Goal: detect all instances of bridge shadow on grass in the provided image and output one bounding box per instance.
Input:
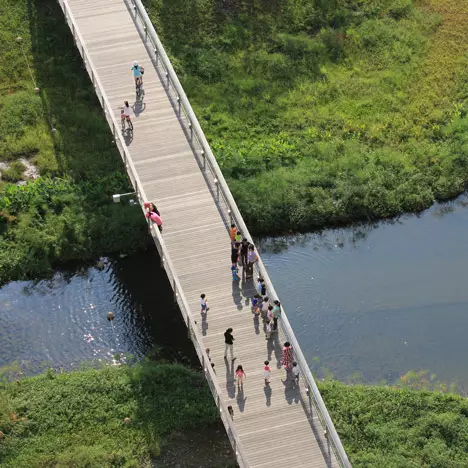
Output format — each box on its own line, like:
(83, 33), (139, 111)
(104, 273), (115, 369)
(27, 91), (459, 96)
(26, 0), (148, 262)
(28, 0), (123, 180)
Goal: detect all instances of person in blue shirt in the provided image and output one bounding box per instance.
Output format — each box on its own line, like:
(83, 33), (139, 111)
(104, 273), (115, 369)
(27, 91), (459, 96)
(131, 60), (143, 86)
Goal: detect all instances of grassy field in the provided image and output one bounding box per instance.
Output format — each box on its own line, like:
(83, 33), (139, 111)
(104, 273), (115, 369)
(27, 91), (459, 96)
(1, 362), (468, 467)
(0, 362), (233, 467)
(0, 0), (147, 284)
(144, 0), (468, 233)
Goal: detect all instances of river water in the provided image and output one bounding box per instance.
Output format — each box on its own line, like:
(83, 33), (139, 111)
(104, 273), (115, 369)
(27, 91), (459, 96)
(259, 194), (468, 387)
(0, 251), (194, 372)
(1, 197), (468, 386)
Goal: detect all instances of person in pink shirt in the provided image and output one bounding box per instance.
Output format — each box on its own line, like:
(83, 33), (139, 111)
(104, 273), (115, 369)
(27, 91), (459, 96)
(144, 202), (162, 232)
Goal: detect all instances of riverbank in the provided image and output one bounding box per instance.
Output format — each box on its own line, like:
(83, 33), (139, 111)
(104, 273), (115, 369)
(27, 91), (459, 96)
(0, 0), (147, 285)
(0, 361), (236, 467)
(144, 0), (468, 234)
(1, 362), (467, 467)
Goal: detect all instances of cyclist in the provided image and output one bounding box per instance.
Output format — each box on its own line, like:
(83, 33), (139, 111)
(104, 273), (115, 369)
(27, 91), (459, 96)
(121, 101), (132, 130)
(131, 60), (143, 87)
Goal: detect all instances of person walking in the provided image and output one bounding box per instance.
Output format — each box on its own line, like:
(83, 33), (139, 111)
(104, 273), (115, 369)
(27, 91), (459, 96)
(224, 328), (236, 360)
(235, 365), (246, 387)
(264, 360), (271, 385)
(260, 296), (269, 322)
(231, 242), (240, 267)
(256, 277), (264, 296)
(292, 361), (300, 384)
(272, 300), (281, 331)
(200, 293), (209, 313)
(265, 319), (272, 340)
(240, 238), (249, 267)
(246, 245), (258, 279)
(281, 342), (294, 369)
(230, 224), (237, 243)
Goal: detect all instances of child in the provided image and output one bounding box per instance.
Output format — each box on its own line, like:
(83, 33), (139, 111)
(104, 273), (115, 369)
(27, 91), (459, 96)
(264, 360), (271, 384)
(235, 230), (242, 243)
(292, 361), (300, 383)
(235, 365), (246, 387)
(252, 295), (260, 314)
(200, 293), (209, 313)
(231, 264), (240, 281)
(229, 224), (237, 243)
(256, 277), (263, 296)
(265, 319), (272, 340)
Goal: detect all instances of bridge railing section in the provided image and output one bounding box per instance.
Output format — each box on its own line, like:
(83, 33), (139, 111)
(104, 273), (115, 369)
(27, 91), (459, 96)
(126, 0), (351, 466)
(56, 1), (249, 466)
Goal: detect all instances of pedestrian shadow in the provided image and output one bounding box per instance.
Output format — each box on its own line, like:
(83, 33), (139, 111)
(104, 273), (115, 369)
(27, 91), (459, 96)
(231, 279), (243, 311)
(253, 313), (260, 335)
(201, 311), (208, 336)
(123, 128), (133, 146)
(225, 358), (236, 399)
(267, 333), (283, 368)
(132, 98), (146, 116)
(282, 372), (300, 405)
(264, 384), (272, 407)
(236, 385), (247, 413)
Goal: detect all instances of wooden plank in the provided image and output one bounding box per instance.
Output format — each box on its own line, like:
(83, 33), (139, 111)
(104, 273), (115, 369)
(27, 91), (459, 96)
(65, 1), (341, 466)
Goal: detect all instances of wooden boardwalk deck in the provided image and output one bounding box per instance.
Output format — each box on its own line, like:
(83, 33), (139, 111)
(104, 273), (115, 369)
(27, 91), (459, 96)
(64, 1), (342, 466)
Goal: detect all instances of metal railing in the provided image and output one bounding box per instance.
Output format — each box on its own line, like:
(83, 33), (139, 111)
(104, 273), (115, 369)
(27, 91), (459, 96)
(57, 0), (351, 465)
(56, 1), (249, 466)
(127, 1), (351, 466)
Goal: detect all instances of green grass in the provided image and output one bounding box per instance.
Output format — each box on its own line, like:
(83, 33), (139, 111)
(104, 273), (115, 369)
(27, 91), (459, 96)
(1, 362), (468, 467)
(144, 0), (468, 234)
(0, 362), (219, 467)
(0, 0), (147, 284)
(320, 380), (468, 467)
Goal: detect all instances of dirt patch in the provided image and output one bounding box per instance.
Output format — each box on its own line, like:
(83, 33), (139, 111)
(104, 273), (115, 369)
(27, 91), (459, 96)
(154, 424), (237, 468)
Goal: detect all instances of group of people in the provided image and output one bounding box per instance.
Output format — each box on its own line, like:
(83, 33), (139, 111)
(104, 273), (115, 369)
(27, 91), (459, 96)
(199, 224), (300, 396)
(230, 225), (259, 280)
(120, 61), (145, 130)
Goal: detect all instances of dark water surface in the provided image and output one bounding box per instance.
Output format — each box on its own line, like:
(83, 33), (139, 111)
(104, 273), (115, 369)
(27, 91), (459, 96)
(258, 195), (468, 387)
(0, 249), (194, 372)
(2, 197), (468, 387)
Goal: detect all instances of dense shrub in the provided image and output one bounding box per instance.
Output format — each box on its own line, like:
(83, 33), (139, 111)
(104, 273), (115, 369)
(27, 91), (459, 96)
(144, 0), (468, 234)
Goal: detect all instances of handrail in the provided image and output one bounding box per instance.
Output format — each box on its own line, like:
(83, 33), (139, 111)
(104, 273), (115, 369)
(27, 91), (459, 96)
(128, 0), (351, 466)
(56, 1), (249, 466)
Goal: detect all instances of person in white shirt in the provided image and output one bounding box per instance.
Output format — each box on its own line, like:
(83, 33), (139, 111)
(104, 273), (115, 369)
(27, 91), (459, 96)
(292, 361), (300, 384)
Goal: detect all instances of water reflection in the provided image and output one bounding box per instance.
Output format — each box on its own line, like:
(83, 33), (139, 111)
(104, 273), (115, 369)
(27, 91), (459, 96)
(0, 248), (195, 372)
(258, 195), (468, 386)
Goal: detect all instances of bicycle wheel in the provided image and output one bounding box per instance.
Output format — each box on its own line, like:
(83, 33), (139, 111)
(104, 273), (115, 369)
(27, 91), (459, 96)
(128, 119), (133, 131)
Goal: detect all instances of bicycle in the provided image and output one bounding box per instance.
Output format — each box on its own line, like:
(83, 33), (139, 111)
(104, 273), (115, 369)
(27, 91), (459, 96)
(135, 76), (144, 98)
(120, 107), (133, 132)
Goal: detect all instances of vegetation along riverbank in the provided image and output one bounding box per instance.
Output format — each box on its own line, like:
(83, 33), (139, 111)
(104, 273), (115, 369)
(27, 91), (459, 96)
(1, 361), (468, 467)
(144, 0), (468, 233)
(0, 0), (147, 284)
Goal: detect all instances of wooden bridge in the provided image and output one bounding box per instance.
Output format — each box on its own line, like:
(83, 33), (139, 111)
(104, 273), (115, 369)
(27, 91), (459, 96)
(57, 0), (351, 466)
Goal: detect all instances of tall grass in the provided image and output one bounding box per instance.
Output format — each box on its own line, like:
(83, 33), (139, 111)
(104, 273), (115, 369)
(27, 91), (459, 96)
(0, 362), (219, 467)
(144, 0), (468, 234)
(0, 0), (147, 284)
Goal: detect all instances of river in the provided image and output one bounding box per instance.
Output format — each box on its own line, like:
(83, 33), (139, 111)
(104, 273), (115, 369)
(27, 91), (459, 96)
(1, 196), (468, 387)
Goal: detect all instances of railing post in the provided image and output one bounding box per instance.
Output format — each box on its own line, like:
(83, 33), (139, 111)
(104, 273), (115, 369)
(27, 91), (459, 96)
(173, 279), (177, 302)
(201, 150), (206, 170)
(155, 49), (158, 66)
(165, 71), (169, 89)
(188, 122), (193, 141)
